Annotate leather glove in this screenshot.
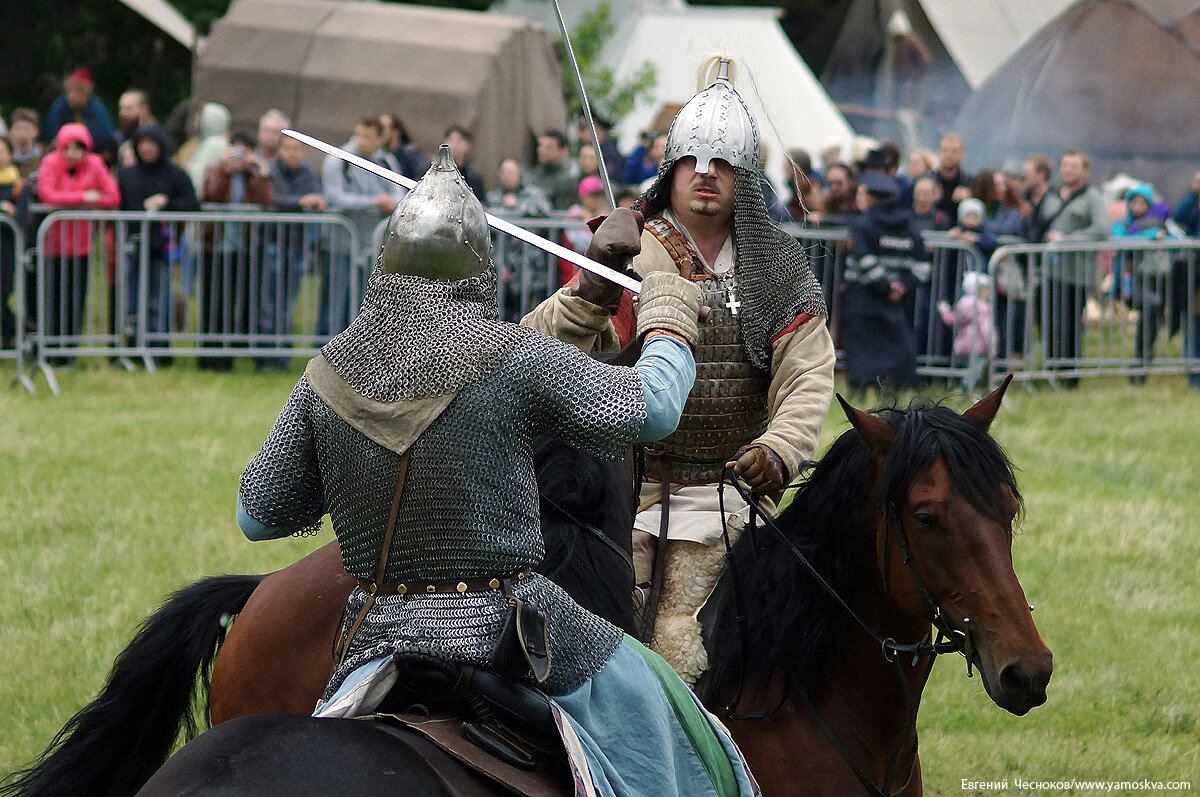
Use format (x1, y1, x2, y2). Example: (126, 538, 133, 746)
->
(568, 208, 644, 313)
(726, 443, 788, 493)
(634, 271, 705, 348)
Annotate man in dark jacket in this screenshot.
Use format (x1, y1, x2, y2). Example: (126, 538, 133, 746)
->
(116, 122, 199, 362)
(841, 171, 931, 392)
(262, 134, 326, 369)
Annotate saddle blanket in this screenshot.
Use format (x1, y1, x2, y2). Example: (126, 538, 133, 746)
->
(316, 636, 760, 797)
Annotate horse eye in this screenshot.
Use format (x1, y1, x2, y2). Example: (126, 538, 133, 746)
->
(913, 513, 938, 528)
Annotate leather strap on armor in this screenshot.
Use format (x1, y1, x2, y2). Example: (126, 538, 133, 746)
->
(335, 450, 411, 667)
(646, 217, 701, 279)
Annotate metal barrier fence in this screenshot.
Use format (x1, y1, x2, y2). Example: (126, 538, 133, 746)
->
(0, 212, 35, 392)
(10, 207, 1200, 392)
(987, 238, 1200, 388)
(29, 209, 359, 393)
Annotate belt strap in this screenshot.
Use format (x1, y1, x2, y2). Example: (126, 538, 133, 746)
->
(358, 570, 529, 596)
(334, 450, 410, 668)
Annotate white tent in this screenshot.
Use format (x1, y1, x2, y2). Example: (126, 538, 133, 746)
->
(117, 0, 203, 52)
(917, 0, 1073, 88)
(600, 6, 854, 190)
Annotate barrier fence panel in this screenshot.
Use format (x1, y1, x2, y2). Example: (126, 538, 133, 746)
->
(24, 207, 1200, 392)
(0, 212, 35, 391)
(33, 209, 360, 374)
(988, 239, 1200, 387)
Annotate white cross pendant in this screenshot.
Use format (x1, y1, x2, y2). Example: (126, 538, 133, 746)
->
(725, 286, 741, 316)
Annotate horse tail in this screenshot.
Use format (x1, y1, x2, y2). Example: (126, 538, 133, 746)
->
(0, 574, 263, 797)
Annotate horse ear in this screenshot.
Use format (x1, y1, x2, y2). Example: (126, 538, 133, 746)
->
(837, 394, 896, 457)
(962, 374, 1013, 431)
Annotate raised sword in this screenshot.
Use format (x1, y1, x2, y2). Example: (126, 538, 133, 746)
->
(282, 128, 641, 294)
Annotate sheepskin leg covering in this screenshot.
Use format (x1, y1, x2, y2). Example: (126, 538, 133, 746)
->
(649, 529, 740, 686)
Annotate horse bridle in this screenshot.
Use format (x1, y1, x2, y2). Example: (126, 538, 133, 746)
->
(715, 474, 977, 797)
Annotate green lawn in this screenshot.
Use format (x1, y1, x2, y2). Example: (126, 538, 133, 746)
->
(1, 362, 1197, 795)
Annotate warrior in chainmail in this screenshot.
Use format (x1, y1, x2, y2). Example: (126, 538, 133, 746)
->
(523, 57, 836, 685)
(237, 146, 758, 795)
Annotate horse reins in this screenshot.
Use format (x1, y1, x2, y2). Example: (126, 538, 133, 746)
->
(715, 472, 970, 797)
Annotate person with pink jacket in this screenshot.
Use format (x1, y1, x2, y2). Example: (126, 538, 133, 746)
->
(35, 122, 120, 349)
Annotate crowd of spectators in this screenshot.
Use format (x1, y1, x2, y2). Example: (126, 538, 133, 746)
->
(1, 68, 1198, 387)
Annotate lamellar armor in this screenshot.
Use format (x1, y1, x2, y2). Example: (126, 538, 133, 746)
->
(239, 151, 649, 696)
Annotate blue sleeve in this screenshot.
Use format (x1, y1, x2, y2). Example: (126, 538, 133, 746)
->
(237, 493, 287, 541)
(634, 335, 696, 442)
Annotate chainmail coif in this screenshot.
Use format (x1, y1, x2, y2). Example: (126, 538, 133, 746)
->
(637, 162, 827, 370)
(322, 258, 537, 402)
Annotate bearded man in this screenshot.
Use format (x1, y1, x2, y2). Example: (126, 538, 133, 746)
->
(523, 58, 835, 683)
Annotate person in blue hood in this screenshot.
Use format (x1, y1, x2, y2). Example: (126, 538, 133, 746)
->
(1111, 183, 1178, 382)
(117, 122, 200, 363)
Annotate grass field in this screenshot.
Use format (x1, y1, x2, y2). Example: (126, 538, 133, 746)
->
(1, 361, 1197, 795)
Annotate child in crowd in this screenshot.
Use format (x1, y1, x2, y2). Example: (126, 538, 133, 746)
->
(938, 270, 997, 394)
(948, 197, 999, 262)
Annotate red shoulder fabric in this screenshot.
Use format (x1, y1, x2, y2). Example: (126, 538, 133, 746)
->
(769, 312, 817, 350)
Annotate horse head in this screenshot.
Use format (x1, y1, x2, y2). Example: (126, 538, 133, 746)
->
(839, 377, 1053, 716)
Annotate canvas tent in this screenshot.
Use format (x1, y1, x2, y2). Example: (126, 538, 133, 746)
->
(817, 0, 1073, 147)
(954, 0, 1200, 201)
(193, 0, 566, 190)
(598, 6, 854, 190)
(117, 0, 202, 52)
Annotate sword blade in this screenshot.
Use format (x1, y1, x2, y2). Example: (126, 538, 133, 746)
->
(282, 129, 641, 294)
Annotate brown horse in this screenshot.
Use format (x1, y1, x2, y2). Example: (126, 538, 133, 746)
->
(4, 380, 1051, 796)
(701, 378, 1052, 794)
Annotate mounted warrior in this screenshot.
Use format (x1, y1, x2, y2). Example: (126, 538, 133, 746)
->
(523, 57, 836, 682)
(236, 145, 759, 795)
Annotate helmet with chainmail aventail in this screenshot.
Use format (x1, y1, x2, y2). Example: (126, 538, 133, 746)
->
(636, 57, 827, 370)
(321, 145, 534, 402)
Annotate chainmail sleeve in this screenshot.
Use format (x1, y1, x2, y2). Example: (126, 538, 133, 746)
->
(238, 377, 325, 537)
(515, 336, 647, 460)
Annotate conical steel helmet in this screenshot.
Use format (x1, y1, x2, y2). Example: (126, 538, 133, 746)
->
(663, 58, 760, 174)
(381, 145, 490, 280)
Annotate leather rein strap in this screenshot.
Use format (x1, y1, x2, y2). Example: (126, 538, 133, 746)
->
(640, 457, 673, 644)
(334, 450, 411, 668)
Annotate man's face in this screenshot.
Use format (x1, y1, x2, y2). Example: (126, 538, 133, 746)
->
(10, 120, 36, 149)
(118, 92, 146, 129)
(670, 156, 735, 224)
(445, 130, 470, 166)
(1059, 154, 1085, 187)
(66, 81, 90, 111)
(578, 145, 597, 176)
(278, 136, 304, 168)
(258, 118, 284, 155)
(913, 178, 938, 212)
(938, 135, 963, 170)
(536, 136, 564, 165)
(355, 124, 381, 158)
(1190, 170, 1200, 195)
(498, 159, 521, 191)
(136, 136, 161, 164)
(380, 116, 401, 150)
(63, 141, 86, 166)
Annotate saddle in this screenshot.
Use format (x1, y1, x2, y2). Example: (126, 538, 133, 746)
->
(375, 648, 570, 795)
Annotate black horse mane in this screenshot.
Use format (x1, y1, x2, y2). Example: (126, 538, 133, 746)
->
(534, 436, 639, 635)
(706, 400, 1022, 704)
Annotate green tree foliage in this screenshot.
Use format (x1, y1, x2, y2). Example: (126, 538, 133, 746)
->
(557, 2, 656, 127)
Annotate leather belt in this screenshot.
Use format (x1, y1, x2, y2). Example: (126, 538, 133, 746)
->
(358, 570, 530, 597)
